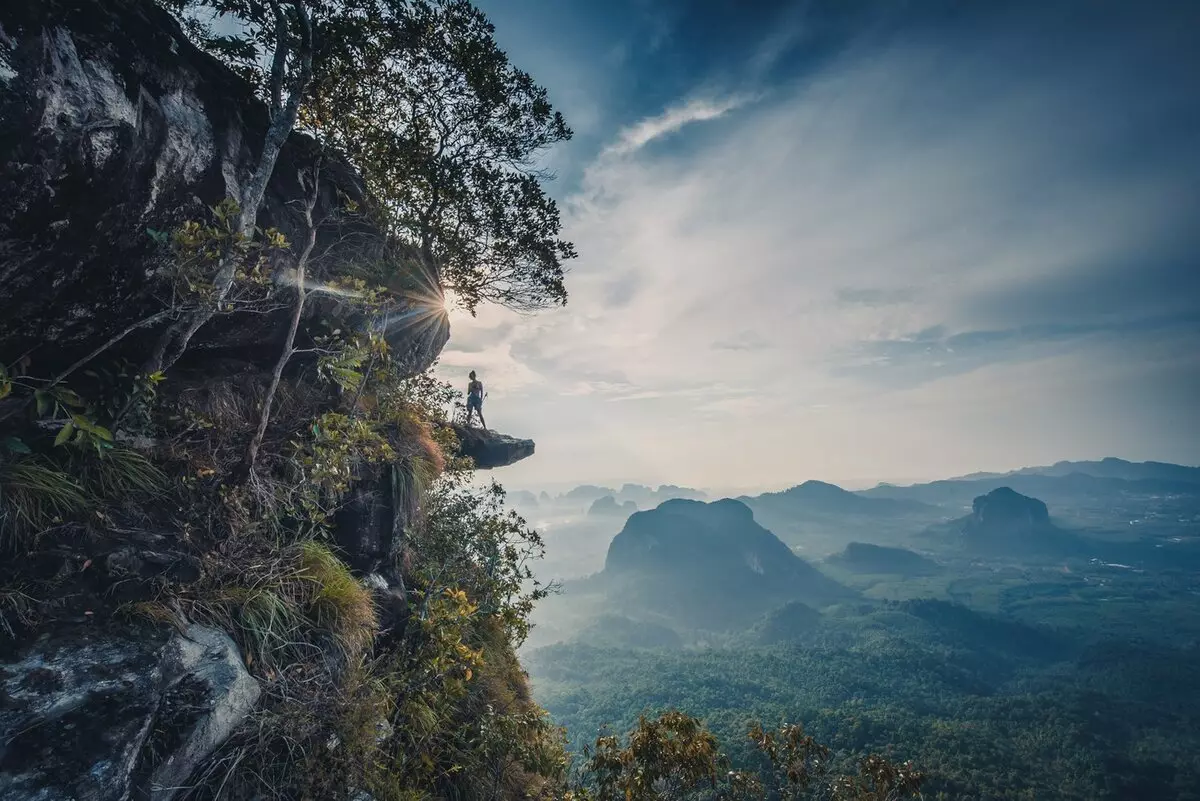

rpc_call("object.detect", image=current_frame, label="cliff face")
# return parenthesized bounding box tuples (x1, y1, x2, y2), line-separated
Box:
(0, 3, 536, 798)
(0, 0, 448, 376)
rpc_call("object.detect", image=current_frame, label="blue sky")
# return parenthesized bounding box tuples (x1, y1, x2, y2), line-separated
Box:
(439, 0, 1200, 492)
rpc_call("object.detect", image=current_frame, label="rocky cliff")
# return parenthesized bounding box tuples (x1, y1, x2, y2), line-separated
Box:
(1, 1, 436, 376)
(947, 487, 1083, 556)
(0, 2, 538, 798)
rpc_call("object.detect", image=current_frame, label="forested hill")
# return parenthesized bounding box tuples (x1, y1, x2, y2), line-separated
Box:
(602, 498, 853, 627)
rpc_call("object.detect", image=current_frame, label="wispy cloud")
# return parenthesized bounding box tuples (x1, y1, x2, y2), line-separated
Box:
(604, 95, 751, 157)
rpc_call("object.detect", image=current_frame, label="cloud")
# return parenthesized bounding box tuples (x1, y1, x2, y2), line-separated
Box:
(442, 1, 1200, 487)
(711, 330, 772, 351)
(603, 95, 751, 157)
(836, 288, 914, 307)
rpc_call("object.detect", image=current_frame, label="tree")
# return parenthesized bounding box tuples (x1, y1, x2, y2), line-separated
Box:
(150, 0, 314, 372)
(578, 713, 924, 801)
(306, 0, 576, 313)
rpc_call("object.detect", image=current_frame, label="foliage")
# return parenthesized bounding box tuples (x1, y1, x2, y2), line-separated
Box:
(0, 458, 89, 548)
(175, 539, 376, 671)
(304, 0, 576, 313)
(300, 539, 379, 661)
(576, 712, 922, 801)
(415, 476, 550, 646)
(528, 594, 1200, 801)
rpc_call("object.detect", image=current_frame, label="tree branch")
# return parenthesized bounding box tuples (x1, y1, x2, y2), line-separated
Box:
(242, 158, 322, 476)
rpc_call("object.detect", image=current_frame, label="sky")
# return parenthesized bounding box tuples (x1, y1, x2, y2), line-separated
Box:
(438, 0, 1200, 493)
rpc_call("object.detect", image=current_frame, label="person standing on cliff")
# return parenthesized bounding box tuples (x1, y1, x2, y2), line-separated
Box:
(465, 370, 487, 428)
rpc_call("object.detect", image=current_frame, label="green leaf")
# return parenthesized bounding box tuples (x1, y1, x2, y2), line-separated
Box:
(54, 420, 75, 447)
(56, 388, 85, 408)
(91, 424, 114, 442)
(34, 390, 51, 417)
(2, 436, 31, 455)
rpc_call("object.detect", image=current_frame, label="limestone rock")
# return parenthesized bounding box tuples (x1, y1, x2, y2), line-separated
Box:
(449, 424, 535, 469)
(0, 622, 259, 801)
(967, 486, 1051, 530)
(0, 0, 447, 379)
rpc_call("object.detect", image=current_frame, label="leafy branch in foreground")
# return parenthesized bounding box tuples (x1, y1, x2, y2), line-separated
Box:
(578, 712, 924, 801)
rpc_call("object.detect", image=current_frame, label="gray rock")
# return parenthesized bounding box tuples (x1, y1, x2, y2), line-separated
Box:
(0, 0, 447, 379)
(149, 625, 261, 801)
(448, 424, 536, 469)
(0, 622, 259, 801)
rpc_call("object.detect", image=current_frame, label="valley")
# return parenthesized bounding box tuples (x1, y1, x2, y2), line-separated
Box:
(512, 460, 1200, 800)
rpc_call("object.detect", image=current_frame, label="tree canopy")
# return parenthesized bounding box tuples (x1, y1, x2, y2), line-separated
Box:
(163, 0, 575, 314)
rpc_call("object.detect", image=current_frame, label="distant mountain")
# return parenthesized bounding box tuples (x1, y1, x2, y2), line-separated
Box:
(744, 480, 935, 518)
(588, 495, 638, 518)
(933, 487, 1085, 556)
(868, 471, 1200, 511)
(559, 483, 707, 509)
(826, 542, 940, 576)
(951, 458, 1200, 485)
(1016, 458, 1200, 484)
(603, 499, 853, 629)
(506, 489, 539, 508)
(562, 485, 616, 503)
(612, 483, 707, 508)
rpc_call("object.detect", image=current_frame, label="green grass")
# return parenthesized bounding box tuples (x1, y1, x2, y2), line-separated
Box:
(0, 458, 90, 548)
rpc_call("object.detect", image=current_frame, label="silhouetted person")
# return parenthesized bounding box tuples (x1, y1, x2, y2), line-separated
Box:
(466, 370, 486, 428)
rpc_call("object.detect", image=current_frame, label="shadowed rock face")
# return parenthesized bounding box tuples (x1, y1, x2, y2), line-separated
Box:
(951, 487, 1085, 556)
(0, 623, 259, 801)
(0, 0, 448, 377)
(0, 1, 450, 796)
(449, 424, 535, 469)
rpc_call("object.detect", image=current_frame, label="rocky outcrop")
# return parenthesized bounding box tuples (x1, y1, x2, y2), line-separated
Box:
(450, 424, 535, 469)
(0, 622, 259, 801)
(967, 487, 1051, 530)
(0, 0, 447, 377)
(949, 487, 1084, 556)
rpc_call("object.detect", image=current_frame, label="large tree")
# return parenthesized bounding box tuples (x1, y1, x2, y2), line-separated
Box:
(305, 0, 575, 313)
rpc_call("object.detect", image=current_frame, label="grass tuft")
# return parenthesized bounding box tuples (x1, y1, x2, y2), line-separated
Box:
(0, 458, 90, 548)
(300, 540, 378, 662)
(74, 446, 167, 497)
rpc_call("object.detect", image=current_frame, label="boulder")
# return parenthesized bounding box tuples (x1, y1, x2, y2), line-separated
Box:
(0, 622, 259, 801)
(449, 424, 535, 469)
